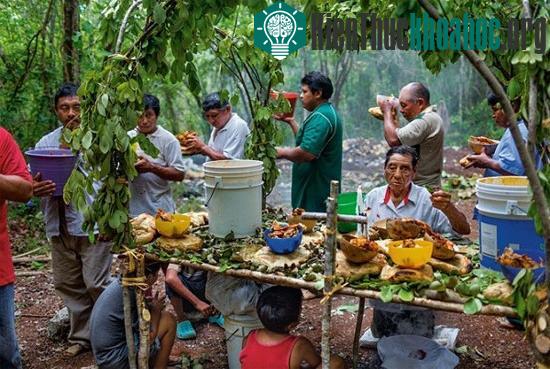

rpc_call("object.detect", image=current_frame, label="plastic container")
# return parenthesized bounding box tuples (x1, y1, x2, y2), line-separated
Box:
(388, 240, 433, 269)
(25, 148, 77, 197)
(224, 314, 263, 369)
(155, 214, 191, 238)
(476, 176, 545, 271)
(203, 160, 263, 238)
(270, 91, 299, 118)
(337, 192, 359, 233)
(263, 228, 303, 254)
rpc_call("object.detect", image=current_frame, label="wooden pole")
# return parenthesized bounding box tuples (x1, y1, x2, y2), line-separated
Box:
(321, 181, 339, 369)
(136, 257, 149, 369)
(301, 212, 368, 224)
(123, 286, 137, 369)
(144, 254, 518, 317)
(352, 298, 366, 369)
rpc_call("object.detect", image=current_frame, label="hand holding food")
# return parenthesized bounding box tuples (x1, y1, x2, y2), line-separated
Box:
(176, 131, 200, 154)
(430, 190, 452, 211)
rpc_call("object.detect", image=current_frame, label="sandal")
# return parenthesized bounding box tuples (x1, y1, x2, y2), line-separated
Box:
(176, 320, 197, 340)
(208, 314, 224, 328)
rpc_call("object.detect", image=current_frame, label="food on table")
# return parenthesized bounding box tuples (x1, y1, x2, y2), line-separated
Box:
(424, 232, 456, 260)
(459, 155, 474, 168)
(388, 239, 433, 269)
(339, 234, 379, 263)
(483, 282, 513, 305)
(428, 254, 473, 275)
(176, 131, 198, 154)
(268, 221, 301, 238)
(183, 211, 208, 227)
(497, 248, 542, 269)
(368, 219, 389, 240)
(380, 263, 434, 283)
(130, 213, 156, 245)
(468, 135, 499, 154)
(385, 218, 456, 260)
(155, 209, 191, 238)
(156, 234, 203, 252)
(336, 251, 387, 280)
(287, 208, 317, 233)
(386, 218, 430, 240)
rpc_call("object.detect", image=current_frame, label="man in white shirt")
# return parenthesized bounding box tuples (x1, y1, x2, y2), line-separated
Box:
(128, 94, 186, 217)
(183, 92, 250, 161)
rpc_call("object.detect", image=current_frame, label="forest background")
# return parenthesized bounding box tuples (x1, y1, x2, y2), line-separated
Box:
(0, 0, 500, 154)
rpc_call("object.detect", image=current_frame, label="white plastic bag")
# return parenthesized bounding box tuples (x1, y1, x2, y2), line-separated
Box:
(378, 335, 459, 369)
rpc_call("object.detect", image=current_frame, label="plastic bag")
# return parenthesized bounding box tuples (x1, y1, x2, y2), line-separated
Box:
(378, 335, 459, 369)
(205, 272, 270, 316)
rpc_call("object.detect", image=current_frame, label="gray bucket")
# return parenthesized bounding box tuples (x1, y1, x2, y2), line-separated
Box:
(203, 160, 263, 238)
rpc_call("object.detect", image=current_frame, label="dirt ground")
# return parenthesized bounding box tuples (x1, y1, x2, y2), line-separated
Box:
(11, 140, 536, 369)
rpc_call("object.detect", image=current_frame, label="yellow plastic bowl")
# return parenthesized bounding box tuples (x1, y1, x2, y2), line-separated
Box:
(388, 240, 433, 269)
(155, 214, 191, 238)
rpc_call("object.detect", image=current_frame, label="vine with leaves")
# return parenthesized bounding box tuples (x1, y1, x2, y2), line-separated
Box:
(62, 0, 298, 250)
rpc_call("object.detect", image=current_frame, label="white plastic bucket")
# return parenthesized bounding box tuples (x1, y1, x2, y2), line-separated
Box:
(476, 176, 531, 217)
(224, 314, 263, 369)
(203, 160, 263, 238)
(475, 176, 544, 270)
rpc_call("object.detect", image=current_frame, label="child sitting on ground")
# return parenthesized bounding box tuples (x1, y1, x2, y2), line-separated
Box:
(240, 286, 346, 369)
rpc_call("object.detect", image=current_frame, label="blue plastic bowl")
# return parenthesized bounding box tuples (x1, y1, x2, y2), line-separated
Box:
(263, 228, 303, 254)
(501, 264, 545, 285)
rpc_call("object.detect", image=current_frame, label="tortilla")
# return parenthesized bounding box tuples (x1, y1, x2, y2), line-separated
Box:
(428, 254, 473, 275)
(380, 264, 434, 283)
(156, 234, 203, 253)
(238, 243, 311, 270)
(335, 251, 387, 281)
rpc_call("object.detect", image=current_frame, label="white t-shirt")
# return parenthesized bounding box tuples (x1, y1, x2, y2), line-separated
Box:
(207, 113, 250, 160)
(128, 126, 186, 217)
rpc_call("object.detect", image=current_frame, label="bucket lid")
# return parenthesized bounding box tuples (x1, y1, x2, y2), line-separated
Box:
(203, 160, 263, 171)
(477, 176, 529, 187)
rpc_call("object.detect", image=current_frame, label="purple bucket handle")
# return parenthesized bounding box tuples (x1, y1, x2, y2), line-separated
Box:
(25, 148, 77, 197)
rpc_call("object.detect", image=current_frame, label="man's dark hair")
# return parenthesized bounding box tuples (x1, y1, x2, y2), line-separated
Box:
(405, 82, 430, 104)
(487, 93, 520, 112)
(384, 145, 419, 169)
(144, 94, 161, 117)
(54, 83, 78, 107)
(256, 286, 302, 334)
(301, 71, 333, 100)
(202, 92, 229, 112)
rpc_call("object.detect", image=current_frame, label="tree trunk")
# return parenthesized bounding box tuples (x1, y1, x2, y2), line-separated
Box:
(62, 0, 80, 83)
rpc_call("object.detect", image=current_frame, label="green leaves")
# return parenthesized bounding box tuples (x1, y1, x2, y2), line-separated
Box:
(134, 133, 159, 158)
(464, 297, 483, 315)
(153, 4, 167, 25)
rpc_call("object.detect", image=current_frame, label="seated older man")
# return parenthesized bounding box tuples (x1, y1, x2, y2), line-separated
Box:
(363, 145, 470, 340)
(365, 145, 470, 235)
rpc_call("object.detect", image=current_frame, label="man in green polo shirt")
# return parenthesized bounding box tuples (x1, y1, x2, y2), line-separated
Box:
(276, 71, 343, 212)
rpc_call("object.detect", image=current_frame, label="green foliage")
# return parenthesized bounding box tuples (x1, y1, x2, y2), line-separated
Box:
(512, 269, 541, 328)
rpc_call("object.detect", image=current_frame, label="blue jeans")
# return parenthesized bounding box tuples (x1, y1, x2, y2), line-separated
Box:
(0, 283, 22, 369)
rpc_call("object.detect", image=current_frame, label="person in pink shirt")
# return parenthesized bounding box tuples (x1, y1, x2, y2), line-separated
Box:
(240, 286, 345, 369)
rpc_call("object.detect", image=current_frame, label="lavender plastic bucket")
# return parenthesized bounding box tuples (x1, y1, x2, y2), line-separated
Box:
(25, 148, 77, 197)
